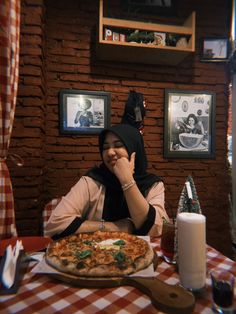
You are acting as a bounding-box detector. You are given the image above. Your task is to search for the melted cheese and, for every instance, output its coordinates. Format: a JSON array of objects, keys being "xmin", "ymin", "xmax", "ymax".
[{"xmin": 96, "ymin": 239, "xmax": 122, "ymax": 251}]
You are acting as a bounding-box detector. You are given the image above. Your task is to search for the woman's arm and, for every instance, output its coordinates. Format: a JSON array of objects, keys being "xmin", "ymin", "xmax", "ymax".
[
  {"xmin": 111, "ymin": 153, "xmax": 149, "ymax": 229},
  {"xmin": 74, "ymin": 111, "xmax": 81, "ymax": 124},
  {"xmin": 45, "ymin": 170, "xmax": 166, "ymax": 238},
  {"xmin": 77, "ymin": 218, "xmax": 134, "ymax": 234},
  {"xmin": 45, "ymin": 176, "xmax": 135, "ymax": 238},
  {"xmin": 45, "ymin": 177, "xmax": 97, "ymax": 237},
  {"xmin": 144, "ymin": 182, "xmax": 168, "ymax": 236},
  {"xmin": 124, "ymin": 181, "xmax": 167, "ymax": 236},
  {"xmin": 112, "ymin": 153, "xmax": 168, "ymax": 235},
  {"xmin": 197, "ymin": 120, "xmax": 205, "ymax": 134}
]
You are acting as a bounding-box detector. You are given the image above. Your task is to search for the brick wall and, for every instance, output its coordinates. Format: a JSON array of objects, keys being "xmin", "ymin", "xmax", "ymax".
[
  {"xmin": 8, "ymin": 0, "xmax": 233, "ymax": 258},
  {"xmin": 8, "ymin": 0, "xmax": 46, "ymax": 235}
]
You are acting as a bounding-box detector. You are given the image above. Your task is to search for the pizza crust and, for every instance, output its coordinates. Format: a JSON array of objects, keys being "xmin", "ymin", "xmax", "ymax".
[{"xmin": 45, "ymin": 231, "xmax": 154, "ymax": 277}]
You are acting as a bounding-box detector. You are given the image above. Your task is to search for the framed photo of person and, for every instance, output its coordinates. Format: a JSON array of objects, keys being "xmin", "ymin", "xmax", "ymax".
[
  {"xmin": 59, "ymin": 89, "xmax": 111, "ymax": 135},
  {"xmin": 201, "ymin": 38, "xmax": 229, "ymax": 62},
  {"xmin": 164, "ymin": 89, "xmax": 216, "ymax": 159}
]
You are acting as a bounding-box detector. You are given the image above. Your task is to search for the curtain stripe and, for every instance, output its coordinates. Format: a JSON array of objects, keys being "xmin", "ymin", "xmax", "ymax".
[{"xmin": 0, "ymin": 0, "xmax": 21, "ymax": 239}]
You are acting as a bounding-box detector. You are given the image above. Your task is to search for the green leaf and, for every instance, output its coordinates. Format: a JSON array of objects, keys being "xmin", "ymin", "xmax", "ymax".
[
  {"xmin": 114, "ymin": 251, "xmax": 126, "ymax": 263},
  {"xmin": 75, "ymin": 250, "xmax": 92, "ymax": 259},
  {"xmin": 113, "ymin": 240, "xmax": 126, "ymax": 246}
]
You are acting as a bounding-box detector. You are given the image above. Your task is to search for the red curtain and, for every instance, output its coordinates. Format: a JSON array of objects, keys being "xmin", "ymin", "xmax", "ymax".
[{"xmin": 0, "ymin": 0, "xmax": 21, "ymax": 239}]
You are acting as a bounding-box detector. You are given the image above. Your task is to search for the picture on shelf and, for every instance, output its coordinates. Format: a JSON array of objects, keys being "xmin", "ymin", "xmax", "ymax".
[{"xmin": 154, "ymin": 32, "xmax": 166, "ymax": 46}]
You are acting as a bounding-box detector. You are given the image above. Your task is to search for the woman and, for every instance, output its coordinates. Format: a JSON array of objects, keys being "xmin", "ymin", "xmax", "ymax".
[
  {"xmin": 172, "ymin": 113, "xmax": 204, "ymax": 149},
  {"xmin": 185, "ymin": 113, "xmax": 204, "ymax": 135},
  {"xmin": 45, "ymin": 124, "xmax": 168, "ymax": 239},
  {"xmin": 74, "ymin": 98, "xmax": 93, "ymax": 127}
]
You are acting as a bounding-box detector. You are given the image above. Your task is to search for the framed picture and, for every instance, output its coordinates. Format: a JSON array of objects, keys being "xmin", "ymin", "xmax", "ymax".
[
  {"xmin": 164, "ymin": 89, "xmax": 216, "ymax": 159},
  {"xmin": 59, "ymin": 89, "xmax": 111, "ymax": 135},
  {"xmin": 201, "ymin": 38, "xmax": 229, "ymax": 62},
  {"xmin": 121, "ymin": 0, "xmax": 177, "ymax": 15}
]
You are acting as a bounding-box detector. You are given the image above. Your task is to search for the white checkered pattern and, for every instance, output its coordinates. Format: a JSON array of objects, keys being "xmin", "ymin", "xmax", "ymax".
[{"xmin": 0, "ymin": 0, "xmax": 20, "ymax": 239}]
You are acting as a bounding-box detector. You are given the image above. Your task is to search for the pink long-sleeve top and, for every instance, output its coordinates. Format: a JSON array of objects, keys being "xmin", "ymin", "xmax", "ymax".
[{"xmin": 45, "ymin": 176, "xmax": 168, "ymax": 238}]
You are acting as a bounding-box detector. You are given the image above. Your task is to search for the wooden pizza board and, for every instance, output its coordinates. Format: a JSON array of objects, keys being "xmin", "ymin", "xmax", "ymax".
[{"xmin": 48, "ymin": 253, "xmax": 195, "ymax": 314}]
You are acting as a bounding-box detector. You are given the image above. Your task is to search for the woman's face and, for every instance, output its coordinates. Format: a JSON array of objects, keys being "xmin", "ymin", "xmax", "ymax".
[
  {"xmin": 102, "ymin": 132, "xmax": 129, "ymax": 173},
  {"xmin": 80, "ymin": 103, "xmax": 89, "ymax": 111},
  {"xmin": 188, "ymin": 117, "xmax": 195, "ymax": 127}
]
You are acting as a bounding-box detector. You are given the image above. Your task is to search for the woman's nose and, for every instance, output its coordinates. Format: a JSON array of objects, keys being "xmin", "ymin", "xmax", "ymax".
[{"xmin": 107, "ymin": 147, "xmax": 116, "ymax": 156}]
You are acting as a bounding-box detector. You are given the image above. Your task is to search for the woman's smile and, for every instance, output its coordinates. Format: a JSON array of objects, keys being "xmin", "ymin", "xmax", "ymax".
[{"xmin": 108, "ymin": 158, "xmax": 118, "ymax": 166}]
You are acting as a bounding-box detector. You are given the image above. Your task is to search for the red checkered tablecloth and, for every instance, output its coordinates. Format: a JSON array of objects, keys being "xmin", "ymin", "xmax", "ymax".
[{"xmin": 0, "ymin": 239, "xmax": 235, "ymax": 314}]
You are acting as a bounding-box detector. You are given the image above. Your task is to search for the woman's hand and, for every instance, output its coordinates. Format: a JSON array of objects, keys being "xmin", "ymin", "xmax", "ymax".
[
  {"xmin": 112, "ymin": 219, "xmax": 135, "ymax": 233},
  {"xmin": 77, "ymin": 219, "xmax": 135, "ymax": 234},
  {"xmin": 185, "ymin": 124, "xmax": 194, "ymax": 131},
  {"xmin": 113, "ymin": 152, "xmax": 136, "ymax": 185}
]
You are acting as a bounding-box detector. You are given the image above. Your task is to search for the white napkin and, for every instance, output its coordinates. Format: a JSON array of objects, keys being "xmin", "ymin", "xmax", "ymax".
[{"xmin": 1, "ymin": 240, "xmax": 24, "ymax": 289}]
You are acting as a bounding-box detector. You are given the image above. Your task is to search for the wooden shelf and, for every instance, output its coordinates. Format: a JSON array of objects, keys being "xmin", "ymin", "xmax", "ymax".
[{"xmin": 96, "ymin": 0, "xmax": 196, "ymax": 65}]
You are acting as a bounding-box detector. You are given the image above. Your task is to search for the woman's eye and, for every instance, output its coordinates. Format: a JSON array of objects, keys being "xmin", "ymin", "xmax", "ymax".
[
  {"xmin": 114, "ymin": 142, "xmax": 124, "ymax": 148},
  {"xmin": 103, "ymin": 141, "xmax": 124, "ymax": 150}
]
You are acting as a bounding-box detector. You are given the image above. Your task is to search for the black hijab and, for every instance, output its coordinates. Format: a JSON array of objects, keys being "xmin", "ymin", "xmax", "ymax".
[{"xmin": 86, "ymin": 124, "xmax": 162, "ymax": 221}]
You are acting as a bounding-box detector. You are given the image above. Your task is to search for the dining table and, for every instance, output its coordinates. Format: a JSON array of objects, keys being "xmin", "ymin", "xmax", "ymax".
[{"xmin": 0, "ymin": 236, "xmax": 235, "ymax": 314}]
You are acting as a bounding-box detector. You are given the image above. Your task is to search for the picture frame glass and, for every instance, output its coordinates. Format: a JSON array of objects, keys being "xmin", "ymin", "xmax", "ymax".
[
  {"xmin": 164, "ymin": 90, "xmax": 215, "ymax": 158},
  {"xmin": 202, "ymin": 38, "xmax": 229, "ymax": 61},
  {"xmin": 59, "ymin": 90, "xmax": 110, "ymax": 135}
]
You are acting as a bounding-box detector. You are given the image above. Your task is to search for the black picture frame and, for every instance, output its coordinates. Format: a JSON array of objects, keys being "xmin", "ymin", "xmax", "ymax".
[
  {"xmin": 201, "ymin": 37, "xmax": 229, "ymax": 62},
  {"xmin": 164, "ymin": 89, "xmax": 216, "ymax": 159},
  {"xmin": 121, "ymin": 0, "xmax": 178, "ymax": 15},
  {"xmin": 59, "ymin": 89, "xmax": 111, "ymax": 135}
]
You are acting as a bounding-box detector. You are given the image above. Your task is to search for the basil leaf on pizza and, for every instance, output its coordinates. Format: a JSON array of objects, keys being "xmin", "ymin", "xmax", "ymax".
[
  {"xmin": 76, "ymin": 250, "xmax": 92, "ymax": 259},
  {"xmin": 113, "ymin": 240, "xmax": 126, "ymax": 246}
]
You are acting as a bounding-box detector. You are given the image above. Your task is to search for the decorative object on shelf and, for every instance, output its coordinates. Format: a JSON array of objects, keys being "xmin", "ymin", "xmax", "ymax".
[
  {"xmin": 154, "ymin": 32, "xmax": 166, "ymax": 46},
  {"xmin": 104, "ymin": 28, "xmax": 127, "ymax": 42},
  {"xmin": 59, "ymin": 89, "xmax": 110, "ymax": 135},
  {"xmin": 165, "ymin": 34, "xmax": 190, "ymax": 47},
  {"xmin": 112, "ymin": 32, "xmax": 120, "ymax": 41},
  {"xmin": 165, "ymin": 33, "xmax": 179, "ymax": 46},
  {"xmin": 126, "ymin": 29, "xmax": 154, "ymax": 44},
  {"xmin": 164, "ymin": 89, "xmax": 216, "ymax": 159},
  {"xmin": 176, "ymin": 36, "xmax": 189, "ymax": 48},
  {"xmin": 121, "ymin": 90, "xmax": 146, "ymax": 134},
  {"xmin": 201, "ymin": 37, "xmax": 230, "ymax": 62},
  {"xmin": 104, "ymin": 28, "xmax": 113, "ymax": 40}
]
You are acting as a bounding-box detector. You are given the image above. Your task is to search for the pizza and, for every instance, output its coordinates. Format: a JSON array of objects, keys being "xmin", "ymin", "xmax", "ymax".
[{"xmin": 45, "ymin": 231, "xmax": 154, "ymax": 277}]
